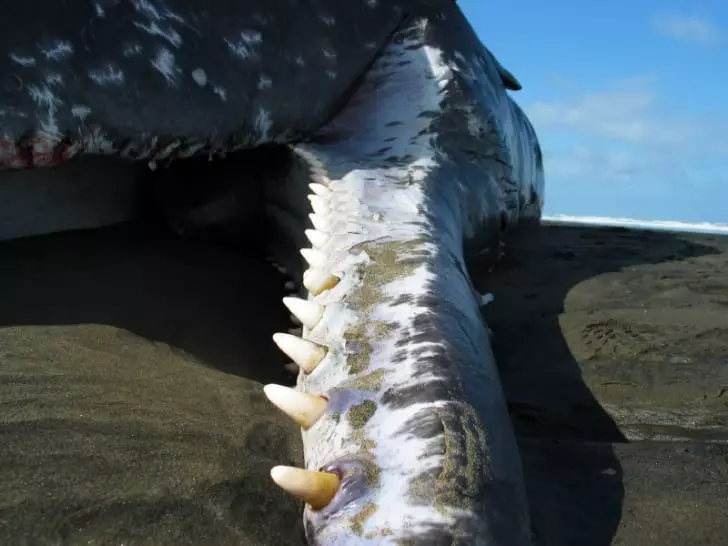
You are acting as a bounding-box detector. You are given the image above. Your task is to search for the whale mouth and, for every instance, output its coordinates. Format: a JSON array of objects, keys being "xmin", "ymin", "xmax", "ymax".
[{"xmin": 0, "ymin": 3, "xmax": 544, "ymax": 545}]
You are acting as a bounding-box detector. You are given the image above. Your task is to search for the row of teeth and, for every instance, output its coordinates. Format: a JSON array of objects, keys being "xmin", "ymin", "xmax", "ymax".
[{"xmin": 264, "ymin": 178, "xmax": 346, "ymax": 512}]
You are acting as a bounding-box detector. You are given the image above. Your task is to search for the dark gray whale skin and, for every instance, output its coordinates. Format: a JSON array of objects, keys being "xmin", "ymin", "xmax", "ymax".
[
  {"xmin": 0, "ymin": 1, "xmax": 545, "ymax": 545},
  {"xmin": 0, "ymin": 0, "xmax": 434, "ymax": 167}
]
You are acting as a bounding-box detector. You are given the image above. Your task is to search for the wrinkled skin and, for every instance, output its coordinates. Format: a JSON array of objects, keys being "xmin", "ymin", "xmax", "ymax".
[{"xmin": 0, "ymin": 1, "xmax": 544, "ymax": 544}]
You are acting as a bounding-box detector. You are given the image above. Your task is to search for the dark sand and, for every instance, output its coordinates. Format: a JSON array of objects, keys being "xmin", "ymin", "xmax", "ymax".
[
  {"xmin": 0, "ymin": 224, "xmax": 305, "ymax": 546},
  {"xmin": 478, "ymin": 222, "xmax": 728, "ymax": 546},
  {"xmin": 1, "ymin": 220, "xmax": 727, "ymax": 545}
]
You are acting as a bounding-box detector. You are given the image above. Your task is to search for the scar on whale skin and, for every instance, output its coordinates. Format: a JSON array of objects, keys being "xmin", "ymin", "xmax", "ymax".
[{"xmin": 0, "ymin": 0, "xmax": 544, "ymax": 544}]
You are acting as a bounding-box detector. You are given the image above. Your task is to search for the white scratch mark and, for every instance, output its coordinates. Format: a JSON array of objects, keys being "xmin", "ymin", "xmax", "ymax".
[
  {"xmin": 163, "ymin": 10, "xmax": 185, "ymax": 24},
  {"xmin": 88, "ymin": 65, "xmax": 125, "ymax": 86},
  {"xmin": 133, "ymin": 22, "xmax": 182, "ymax": 48},
  {"xmin": 213, "ymin": 86, "xmax": 227, "ymax": 101},
  {"xmin": 94, "ymin": 2, "xmax": 105, "ymax": 17},
  {"xmin": 255, "ymin": 108, "xmax": 272, "ymax": 142},
  {"xmin": 9, "ymin": 54, "xmax": 36, "ymax": 66},
  {"xmin": 225, "ymin": 30, "xmax": 263, "ymax": 59},
  {"xmin": 123, "ymin": 44, "xmax": 143, "ymax": 57},
  {"xmin": 322, "ymin": 47, "xmax": 337, "ymax": 61},
  {"xmin": 319, "ymin": 14, "xmax": 336, "ymax": 26},
  {"xmin": 45, "ymin": 73, "xmax": 63, "ymax": 86},
  {"xmin": 39, "ymin": 40, "xmax": 74, "ymax": 61},
  {"xmin": 131, "ymin": 0, "xmax": 161, "ymax": 20},
  {"xmin": 71, "ymin": 105, "xmax": 92, "ymax": 120},
  {"xmin": 150, "ymin": 47, "xmax": 181, "ymax": 85},
  {"xmin": 326, "ymin": 70, "xmax": 337, "ymax": 80},
  {"xmin": 294, "ymin": 55, "xmax": 306, "ymax": 67},
  {"xmin": 28, "ymin": 85, "xmax": 59, "ymax": 108},
  {"xmin": 27, "ymin": 84, "xmax": 62, "ymax": 136}
]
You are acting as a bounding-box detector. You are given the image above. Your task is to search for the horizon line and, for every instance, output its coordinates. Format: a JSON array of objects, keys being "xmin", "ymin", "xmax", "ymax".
[{"xmin": 543, "ymin": 214, "xmax": 728, "ymax": 235}]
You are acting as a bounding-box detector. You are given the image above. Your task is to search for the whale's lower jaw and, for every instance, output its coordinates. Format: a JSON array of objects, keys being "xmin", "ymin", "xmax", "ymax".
[
  {"xmin": 257, "ymin": 15, "xmax": 541, "ymax": 544},
  {"xmin": 0, "ymin": 8, "xmax": 544, "ymax": 546}
]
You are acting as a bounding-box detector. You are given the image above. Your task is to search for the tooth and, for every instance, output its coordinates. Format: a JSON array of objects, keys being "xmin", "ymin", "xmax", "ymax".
[
  {"xmin": 300, "ymin": 248, "xmax": 326, "ymax": 268},
  {"xmin": 303, "ymin": 269, "xmax": 340, "ymax": 296},
  {"xmin": 305, "ymin": 229, "xmax": 329, "ymax": 248},
  {"xmin": 308, "ymin": 195, "xmax": 329, "ymax": 215},
  {"xmin": 309, "ymin": 183, "xmax": 331, "ymax": 197},
  {"xmin": 309, "ymin": 213, "xmax": 329, "ymax": 231},
  {"xmin": 270, "ymin": 465, "xmax": 339, "ymax": 510},
  {"xmin": 263, "ymin": 384, "xmax": 328, "ymax": 429},
  {"xmin": 272, "ymin": 333, "xmax": 326, "ymax": 373},
  {"xmin": 282, "ymin": 297, "xmax": 324, "ymax": 329}
]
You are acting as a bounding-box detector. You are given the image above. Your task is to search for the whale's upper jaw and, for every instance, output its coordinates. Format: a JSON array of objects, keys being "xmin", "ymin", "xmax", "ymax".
[
  {"xmin": 0, "ymin": 1, "xmax": 544, "ymax": 544},
  {"xmin": 0, "ymin": 0, "xmax": 411, "ymax": 169}
]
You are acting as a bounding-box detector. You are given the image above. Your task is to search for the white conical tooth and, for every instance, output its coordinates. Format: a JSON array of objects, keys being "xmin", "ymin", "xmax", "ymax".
[
  {"xmin": 305, "ymin": 229, "xmax": 329, "ymax": 248},
  {"xmin": 263, "ymin": 384, "xmax": 328, "ymax": 429},
  {"xmin": 282, "ymin": 297, "xmax": 324, "ymax": 329},
  {"xmin": 272, "ymin": 333, "xmax": 326, "ymax": 373},
  {"xmin": 308, "ymin": 195, "xmax": 329, "ymax": 215},
  {"xmin": 270, "ymin": 465, "xmax": 339, "ymax": 510},
  {"xmin": 303, "ymin": 269, "xmax": 340, "ymax": 296},
  {"xmin": 309, "ymin": 213, "xmax": 329, "ymax": 231},
  {"xmin": 309, "ymin": 183, "xmax": 331, "ymax": 197},
  {"xmin": 300, "ymin": 248, "xmax": 327, "ymax": 268}
]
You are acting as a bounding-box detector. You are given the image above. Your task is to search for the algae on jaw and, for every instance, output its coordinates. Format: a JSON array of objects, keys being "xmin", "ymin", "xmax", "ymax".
[
  {"xmin": 350, "ymin": 501, "xmax": 378, "ymax": 536},
  {"xmin": 342, "ymin": 320, "xmax": 396, "ymax": 375},
  {"xmin": 346, "ymin": 239, "xmax": 430, "ymax": 315},
  {"xmin": 338, "ymin": 368, "xmax": 388, "ymax": 392},
  {"xmin": 342, "ymin": 239, "xmax": 430, "ymax": 375},
  {"xmin": 347, "ymin": 399, "xmax": 377, "ymax": 430},
  {"xmin": 435, "ymin": 402, "xmax": 488, "ymax": 511},
  {"xmin": 406, "ymin": 402, "xmax": 489, "ymax": 516}
]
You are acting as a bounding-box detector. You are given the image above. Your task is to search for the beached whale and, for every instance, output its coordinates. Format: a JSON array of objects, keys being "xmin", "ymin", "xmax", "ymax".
[{"xmin": 0, "ymin": 1, "xmax": 545, "ymax": 543}]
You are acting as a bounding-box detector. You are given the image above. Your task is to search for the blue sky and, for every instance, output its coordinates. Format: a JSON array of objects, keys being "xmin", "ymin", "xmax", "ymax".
[{"xmin": 460, "ymin": 0, "xmax": 727, "ymax": 224}]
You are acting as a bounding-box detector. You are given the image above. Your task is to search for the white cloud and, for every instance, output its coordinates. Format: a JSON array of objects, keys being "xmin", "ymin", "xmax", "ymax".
[
  {"xmin": 527, "ymin": 79, "xmax": 709, "ymax": 150},
  {"xmin": 651, "ymin": 12, "xmax": 723, "ymax": 47},
  {"xmin": 543, "ymin": 145, "xmax": 651, "ymax": 184},
  {"xmin": 523, "ymin": 76, "xmax": 728, "ymax": 187}
]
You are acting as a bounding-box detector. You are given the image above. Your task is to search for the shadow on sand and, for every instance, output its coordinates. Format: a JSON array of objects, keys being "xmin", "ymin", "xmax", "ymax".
[
  {"xmin": 0, "ymin": 221, "xmax": 306, "ymax": 546},
  {"xmin": 473, "ymin": 222, "xmax": 721, "ymax": 546},
  {"xmin": 0, "ymin": 221, "xmax": 296, "ymax": 386}
]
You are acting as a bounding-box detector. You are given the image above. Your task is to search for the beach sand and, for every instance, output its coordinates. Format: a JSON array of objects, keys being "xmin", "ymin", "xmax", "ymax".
[
  {"xmin": 479, "ymin": 222, "xmax": 728, "ymax": 546},
  {"xmin": 1, "ymin": 220, "xmax": 726, "ymax": 545},
  {"xmin": 0, "ymin": 224, "xmax": 305, "ymax": 546}
]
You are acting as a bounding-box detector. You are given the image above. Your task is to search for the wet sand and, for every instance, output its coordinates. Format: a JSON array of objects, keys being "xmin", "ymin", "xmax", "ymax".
[{"xmin": 1, "ymin": 220, "xmax": 727, "ymax": 545}]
